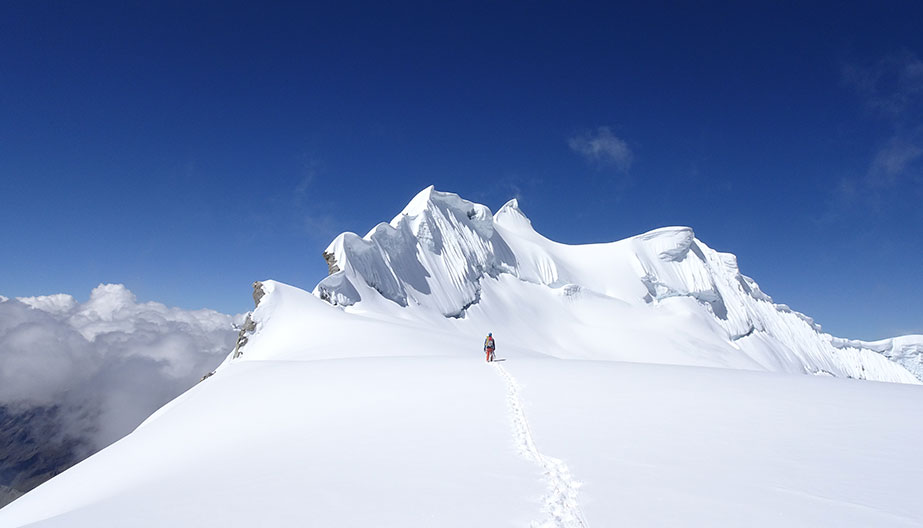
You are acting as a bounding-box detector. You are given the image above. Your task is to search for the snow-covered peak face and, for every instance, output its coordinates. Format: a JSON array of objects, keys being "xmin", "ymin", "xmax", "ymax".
[
  {"xmin": 389, "ymin": 186, "xmax": 496, "ymax": 240},
  {"xmin": 391, "ymin": 185, "xmax": 437, "ymax": 220},
  {"xmin": 317, "ymin": 187, "xmax": 517, "ymax": 315},
  {"xmin": 313, "ymin": 188, "xmax": 783, "ymax": 323},
  {"xmin": 316, "ymin": 188, "xmax": 754, "ymax": 325},
  {"xmin": 305, "ymin": 187, "xmax": 919, "ymax": 384},
  {"xmin": 494, "ymin": 198, "xmax": 535, "ymax": 234},
  {"xmin": 633, "ymin": 226, "xmax": 697, "ymax": 262}
]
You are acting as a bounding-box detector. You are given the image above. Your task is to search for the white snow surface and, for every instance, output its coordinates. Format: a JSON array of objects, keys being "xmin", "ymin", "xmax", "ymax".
[{"xmin": 3, "ymin": 187, "xmax": 922, "ymax": 527}]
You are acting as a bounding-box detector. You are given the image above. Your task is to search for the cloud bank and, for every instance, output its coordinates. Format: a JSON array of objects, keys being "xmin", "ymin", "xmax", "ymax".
[
  {"xmin": 568, "ymin": 126, "xmax": 633, "ymax": 172},
  {"xmin": 0, "ymin": 284, "xmax": 240, "ymax": 449}
]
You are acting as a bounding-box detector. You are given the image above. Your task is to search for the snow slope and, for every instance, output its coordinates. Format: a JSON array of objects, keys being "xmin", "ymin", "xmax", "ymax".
[
  {"xmin": 2, "ymin": 187, "xmax": 922, "ymax": 527},
  {"xmin": 3, "ymin": 353, "xmax": 922, "ymax": 526}
]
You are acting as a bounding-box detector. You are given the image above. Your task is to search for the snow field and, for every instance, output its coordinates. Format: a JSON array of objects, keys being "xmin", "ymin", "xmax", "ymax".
[
  {"xmin": 5, "ymin": 356, "xmax": 922, "ymax": 527},
  {"xmin": 508, "ymin": 359, "xmax": 923, "ymax": 527},
  {"xmin": 0, "ymin": 358, "xmax": 546, "ymax": 527}
]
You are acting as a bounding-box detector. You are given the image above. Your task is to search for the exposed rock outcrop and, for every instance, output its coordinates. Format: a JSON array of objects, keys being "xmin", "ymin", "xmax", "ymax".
[
  {"xmin": 323, "ymin": 251, "xmax": 340, "ymax": 275},
  {"xmin": 232, "ymin": 282, "xmax": 265, "ymax": 359},
  {"xmin": 252, "ymin": 281, "xmax": 266, "ymax": 307}
]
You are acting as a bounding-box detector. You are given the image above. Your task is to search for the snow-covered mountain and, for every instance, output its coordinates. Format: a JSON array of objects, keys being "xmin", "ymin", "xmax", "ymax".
[
  {"xmin": 313, "ymin": 186, "xmax": 920, "ymax": 383},
  {"xmin": 2, "ymin": 187, "xmax": 921, "ymax": 527}
]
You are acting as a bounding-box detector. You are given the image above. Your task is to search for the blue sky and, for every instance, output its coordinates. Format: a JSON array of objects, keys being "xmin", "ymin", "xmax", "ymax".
[{"xmin": 1, "ymin": 2, "xmax": 921, "ymax": 340}]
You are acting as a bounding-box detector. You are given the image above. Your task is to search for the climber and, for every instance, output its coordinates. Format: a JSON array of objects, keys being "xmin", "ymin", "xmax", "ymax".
[{"xmin": 484, "ymin": 332, "xmax": 496, "ymax": 362}]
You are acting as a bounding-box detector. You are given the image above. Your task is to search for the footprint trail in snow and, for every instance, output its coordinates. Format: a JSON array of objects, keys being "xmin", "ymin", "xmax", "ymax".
[{"xmin": 494, "ymin": 363, "xmax": 590, "ymax": 528}]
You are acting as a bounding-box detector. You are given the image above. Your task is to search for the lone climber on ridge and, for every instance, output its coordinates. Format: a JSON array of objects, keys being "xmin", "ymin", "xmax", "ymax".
[{"xmin": 484, "ymin": 332, "xmax": 496, "ymax": 362}]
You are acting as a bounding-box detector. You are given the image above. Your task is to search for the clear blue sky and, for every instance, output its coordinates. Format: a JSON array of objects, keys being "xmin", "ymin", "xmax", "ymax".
[{"xmin": 1, "ymin": 2, "xmax": 921, "ymax": 340}]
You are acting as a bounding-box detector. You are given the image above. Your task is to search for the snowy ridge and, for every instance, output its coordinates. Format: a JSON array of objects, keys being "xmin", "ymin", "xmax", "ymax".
[{"xmin": 309, "ymin": 187, "xmax": 919, "ymax": 384}]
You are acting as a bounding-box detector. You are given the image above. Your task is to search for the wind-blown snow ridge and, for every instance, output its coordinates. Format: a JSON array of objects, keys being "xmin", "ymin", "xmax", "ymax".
[
  {"xmin": 307, "ymin": 186, "xmax": 919, "ymax": 384},
  {"xmin": 495, "ymin": 363, "xmax": 589, "ymax": 528}
]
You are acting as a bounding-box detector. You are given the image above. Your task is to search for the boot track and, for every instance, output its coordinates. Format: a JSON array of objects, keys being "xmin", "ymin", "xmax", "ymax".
[{"xmin": 494, "ymin": 363, "xmax": 590, "ymax": 528}]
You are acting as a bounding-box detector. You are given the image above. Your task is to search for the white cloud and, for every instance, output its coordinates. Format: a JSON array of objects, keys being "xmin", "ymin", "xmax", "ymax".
[
  {"xmin": 15, "ymin": 293, "xmax": 77, "ymax": 315},
  {"xmin": 0, "ymin": 284, "xmax": 241, "ymax": 449},
  {"xmin": 568, "ymin": 126, "xmax": 633, "ymax": 172}
]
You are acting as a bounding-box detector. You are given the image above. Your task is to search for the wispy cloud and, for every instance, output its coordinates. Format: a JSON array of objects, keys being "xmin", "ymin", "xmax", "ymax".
[
  {"xmin": 868, "ymin": 134, "xmax": 923, "ymax": 188},
  {"xmin": 842, "ymin": 51, "xmax": 923, "ymax": 118},
  {"xmin": 293, "ymin": 154, "xmax": 321, "ymax": 207},
  {"xmin": 290, "ymin": 157, "xmax": 343, "ymax": 244},
  {"xmin": 568, "ymin": 126, "xmax": 633, "ymax": 172}
]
